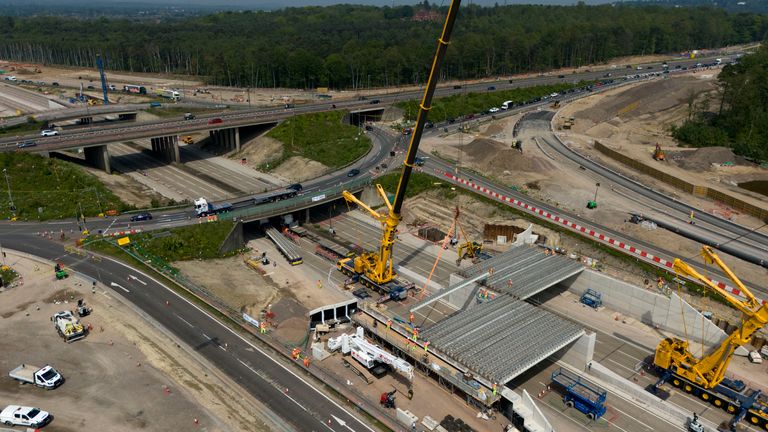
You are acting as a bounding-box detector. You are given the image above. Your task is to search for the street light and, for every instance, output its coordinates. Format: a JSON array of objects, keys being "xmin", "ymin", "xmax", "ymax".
[
  {"xmin": 2, "ymin": 168, "xmax": 15, "ymax": 218},
  {"xmin": 593, "ymin": 182, "xmax": 600, "ymax": 202}
]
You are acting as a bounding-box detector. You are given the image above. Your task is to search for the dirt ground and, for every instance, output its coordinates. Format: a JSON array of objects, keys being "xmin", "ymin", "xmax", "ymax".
[
  {"xmin": 0, "ymin": 251, "xmax": 274, "ymax": 432},
  {"xmin": 230, "ymin": 135, "xmax": 330, "ymax": 183}
]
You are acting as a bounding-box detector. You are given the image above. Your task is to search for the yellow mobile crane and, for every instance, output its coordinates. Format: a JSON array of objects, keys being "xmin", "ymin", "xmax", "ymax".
[
  {"xmin": 452, "ymin": 207, "xmax": 483, "ymax": 265},
  {"xmin": 337, "ymin": 0, "xmax": 461, "ymax": 290},
  {"xmin": 653, "ymin": 245, "xmax": 768, "ymax": 428}
]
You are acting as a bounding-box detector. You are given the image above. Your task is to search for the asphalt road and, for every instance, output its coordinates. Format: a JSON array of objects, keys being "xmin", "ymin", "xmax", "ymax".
[{"xmin": 2, "ymin": 233, "xmax": 376, "ymax": 432}]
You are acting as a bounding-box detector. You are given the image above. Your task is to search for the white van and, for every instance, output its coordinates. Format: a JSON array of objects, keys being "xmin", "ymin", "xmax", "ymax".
[{"xmin": 501, "ymin": 100, "xmax": 514, "ymax": 110}]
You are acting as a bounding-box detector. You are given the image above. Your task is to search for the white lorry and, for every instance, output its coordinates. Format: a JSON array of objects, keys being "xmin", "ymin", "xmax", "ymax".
[
  {"xmin": 9, "ymin": 364, "xmax": 64, "ymax": 389},
  {"xmin": 52, "ymin": 310, "xmax": 86, "ymax": 342},
  {"xmin": 0, "ymin": 405, "xmax": 51, "ymax": 428}
]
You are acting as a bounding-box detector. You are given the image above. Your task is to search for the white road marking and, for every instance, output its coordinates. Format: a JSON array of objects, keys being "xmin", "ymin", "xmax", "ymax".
[
  {"xmin": 128, "ymin": 274, "xmax": 147, "ymax": 285},
  {"xmin": 606, "ymin": 358, "xmax": 640, "ymax": 375},
  {"xmin": 174, "ymin": 314, "xmax": 194, "ymax": 328},
  {"xmin": 110, "ymin": 282, "xmax": 129, "ymax": 293},
  {"xmin": 202, "ymin": 333, "xmax": 212, "ymax": 340},
  {"xmin": 609, "ymin": 405, "xmax": 654, "ymax": 430},
  {"xmin": 97, "ymin": 253, "xmax": 377, "ymax": 432},
  {"xmin": 219, "ymin": 345, "xmax": 227, "ymax": 351}
]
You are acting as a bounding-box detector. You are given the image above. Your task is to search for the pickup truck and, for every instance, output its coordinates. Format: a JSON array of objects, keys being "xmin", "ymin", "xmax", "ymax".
[
  {"xmin": 9, "ymin": 364, "xmax": 64, "ymax": 389},
  {"xmin": 0, "ymin": 405, "xmax": 51, "ymax": 427}
]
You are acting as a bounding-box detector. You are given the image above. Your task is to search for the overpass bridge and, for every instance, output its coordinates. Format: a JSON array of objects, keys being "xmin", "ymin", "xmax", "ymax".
[{"xmin": 1, "ymin": 102, "xmax": 388, "ymax": 173}]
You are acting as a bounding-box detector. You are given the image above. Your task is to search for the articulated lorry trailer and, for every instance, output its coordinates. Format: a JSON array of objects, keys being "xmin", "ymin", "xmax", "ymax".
[{"xmin": 194, "ymin": 198, "xmax": 233, "ymax": 217}]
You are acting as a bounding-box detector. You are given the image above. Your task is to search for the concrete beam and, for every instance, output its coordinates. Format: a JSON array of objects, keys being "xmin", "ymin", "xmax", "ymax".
[
  {"xmin": 410, "ymin": 271, "xmax": 490, "ymax": 313},
  {"xmin": 150, "ymin": 135, "xmax": 180, "ymax": 163},
  {"xmin": 83, "ymin": 145, "xmax": 111, "ymax": 173}
]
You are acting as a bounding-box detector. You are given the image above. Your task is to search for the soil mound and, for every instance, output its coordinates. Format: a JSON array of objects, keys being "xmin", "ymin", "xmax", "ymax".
[
  {"xmin": 463, "ymin": 138, "xmax": 556, "ymax": 173},
  {"xmin": 678, "ymin": 146, "xmax": 748, "ymax": 171}
]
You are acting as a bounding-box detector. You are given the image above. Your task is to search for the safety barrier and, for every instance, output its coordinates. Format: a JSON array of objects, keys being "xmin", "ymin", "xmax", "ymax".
[{"xmin": 438, "ymin": 170, "xmax": 760, "ymax": 304}]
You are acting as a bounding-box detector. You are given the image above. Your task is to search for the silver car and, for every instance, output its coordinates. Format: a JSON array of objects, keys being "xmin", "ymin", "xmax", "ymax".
[{"xmin": 40, "ymin": 129, "xmax": 58, "ymax": 137}]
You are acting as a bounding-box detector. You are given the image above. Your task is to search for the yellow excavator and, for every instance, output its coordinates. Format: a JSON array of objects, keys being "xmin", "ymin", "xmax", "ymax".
[
  {"xmin": 337, "ymin": 0, "xmax": 461, "ymax": 290},
  {"xmin": 451, "ymin": 206, "xmax": 483, "ymax": 265},
  {"xmin": 653, "ymin": 245, "xmax": 768, "ymax": 428}
]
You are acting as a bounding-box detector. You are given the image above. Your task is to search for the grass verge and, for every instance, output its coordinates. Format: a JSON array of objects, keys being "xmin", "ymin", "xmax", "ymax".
[
  {"xmin": 0, "ymin": 152, "xmax": 130, "ymax": 220},
  {"xmin": 265, "ymin": 111, "xmax": 371, "ymax": 170},
  {"xmin": 118, "ymin": 220, "xmax": 236, "ymax": 263},
  {"xmin": 0, "ymin": 117, "xmax": 45, "ymax": 138},
  {"xmin": 397, "ymin": 81, "xmax": 589, "ymax": 122}
]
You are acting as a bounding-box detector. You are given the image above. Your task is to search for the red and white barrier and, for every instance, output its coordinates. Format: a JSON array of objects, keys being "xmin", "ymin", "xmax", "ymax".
[{"xmin": 440, "ymin": 170, "xmax": 756, "ymax": 303}]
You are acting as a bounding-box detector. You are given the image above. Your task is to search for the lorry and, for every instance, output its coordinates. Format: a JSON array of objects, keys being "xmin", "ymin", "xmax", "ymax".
[
  {"xmin": 9, "ymin": 364, "xmax": 64, "ymax": 389},
  {"xmin": 194, "ymin": 197, "xmax": 233, "ymax": 217},
  {"xmin": 0, "ymin": 405, "xmax": 51, "ymax": 428},
  {"xmin": 52, "ymin": 310, "xmax": 86, "ymax": 342},
  {"xmin": 156, "ymin": 89, "xmax": 180, "ymax": 100}
]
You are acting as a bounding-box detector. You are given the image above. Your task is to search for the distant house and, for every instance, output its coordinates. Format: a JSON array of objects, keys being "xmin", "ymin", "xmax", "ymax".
[{"xmin": 411, "ymin": 10, "xmax": 441, "ymax": 22}]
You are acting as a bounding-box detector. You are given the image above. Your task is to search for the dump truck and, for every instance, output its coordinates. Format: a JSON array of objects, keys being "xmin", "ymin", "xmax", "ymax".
[
  {"xmin": 52, "ymin": 311, "xmax": 86, "ymax": 342},
  {"xmin": 193, "ymin": 197, "xmax": 233, "ymax": 217},
  {"xmin": 9, "ymin": 364, "xmax": 63, "ymax": 389}
]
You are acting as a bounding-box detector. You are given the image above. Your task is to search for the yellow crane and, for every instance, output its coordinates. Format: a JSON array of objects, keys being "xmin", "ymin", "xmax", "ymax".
[
  {"xmin": 451, "ymin": 206, "xmax": 483, "ymax": 265},
  {"xmin": 337, "ymin": 0, "xmax": 461, "ymax": 287},
  {"xmin": 653, "ymin": 246, "xmax": 768, "ymax": 427}
]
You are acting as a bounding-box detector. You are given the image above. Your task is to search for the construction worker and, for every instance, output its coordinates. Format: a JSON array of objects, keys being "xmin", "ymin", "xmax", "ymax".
[
  {"xmin": 493, "ymin": 383, "xmax": 498, "ymax": 396},
  {"xmin": 386, "ymin": 319, "xmax": 392, "ymax": 330},
  {"xmin": 409, "ymin": 312, "xmax": 414, "ymax": 325},
  {"xmin": 689, "ymin": 211, "xmax": 695, "ymax": 225},
  {"xmin": 424, "ymin": 341, "xmax": 430, "ymax": 353}
]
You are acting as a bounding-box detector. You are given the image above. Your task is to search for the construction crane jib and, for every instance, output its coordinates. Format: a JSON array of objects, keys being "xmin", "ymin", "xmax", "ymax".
[
  {"xmin": 340, "ymin": 0, "xmax": 461, "ymax": 285},
  {"xmin": 654, "ymin": 246, "xmax": 768, "ymax": 389}
]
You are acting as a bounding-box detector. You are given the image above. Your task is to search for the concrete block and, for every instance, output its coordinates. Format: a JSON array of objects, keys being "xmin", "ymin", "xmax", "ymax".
[
  {"xmin": 421, "ymin": 416, "xmax": 438, "ymax": 431},
  {"xmin": 396, "ymin": 408, "xmax": 418, "ymax": 427}
]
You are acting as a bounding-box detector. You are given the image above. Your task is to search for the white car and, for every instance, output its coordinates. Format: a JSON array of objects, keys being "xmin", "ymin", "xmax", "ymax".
[
  {"xmin": 40, "ymin": 129, "xmax": 58, "ymax": 137},
  {"xmin": 4, "ymin": 76, "xmax": 16, "ymax": 81},
  {"xmin": 489, "ymin": 107, "xmax": 500, "ymax": 113},
  {"xmin": 0, "ymin": 405, "xmax": 51, "ymax": 427}
]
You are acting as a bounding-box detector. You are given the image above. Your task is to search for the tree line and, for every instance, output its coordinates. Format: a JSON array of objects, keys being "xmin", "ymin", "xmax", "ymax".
[
  {"xmin": 0, "ymin": 4, "xmax": 766, "ymax": 90},
  {"xmin": 673, "ymin": 44, "xmax": 768, "ymax": 161}
]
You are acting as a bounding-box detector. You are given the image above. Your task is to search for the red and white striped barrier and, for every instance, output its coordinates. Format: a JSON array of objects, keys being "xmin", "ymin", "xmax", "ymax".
[
  {"xmin": 440, "ymin": 171, "xmax": 757, "ymax": 303},
  {"xmin": 106, "ymin": 229, "xmax": 143, "ymax": 237}
]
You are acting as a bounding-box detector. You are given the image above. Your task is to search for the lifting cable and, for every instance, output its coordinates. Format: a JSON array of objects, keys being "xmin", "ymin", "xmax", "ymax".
[{"xmin": 416, "ymin": 218, "xmax": 457, "ymax": 328}]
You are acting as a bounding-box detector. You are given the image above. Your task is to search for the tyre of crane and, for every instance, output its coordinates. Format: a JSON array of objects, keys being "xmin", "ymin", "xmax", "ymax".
[
  {"xmin": 565, "ymin": 400, "xmax": 574, "ymax": 409},
  {"xmin": 587, "ymin": 413, "xmax": 596, "ymax": 420}
]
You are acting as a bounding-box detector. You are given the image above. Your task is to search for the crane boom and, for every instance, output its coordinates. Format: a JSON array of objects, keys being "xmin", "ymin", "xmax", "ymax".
[
  {"xmin": 654, "ymin": 247, "xmax": 768, "ymax": 389},
  {"xmin": 96, "ymin": 54, "xmax": 109, "ymax": 105},
  {"xmin": 339, "ymin": 0, "xmax": 461, "ymax": 286}
]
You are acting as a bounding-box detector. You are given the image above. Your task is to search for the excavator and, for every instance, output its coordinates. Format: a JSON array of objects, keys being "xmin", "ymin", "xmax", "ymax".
[
  {"xmin": 653, "ymin": 143, "xmax": 665, "ymax": 161},
  {"xmin": 337, "ymin": 0, "xmax": 461, "ymax": 291},
  {"xmin": 450, "ymin": 206, "xmax": 483, "ymax": 265},
  {"xmin": 653, "ymin": 245, "xmax": 768, "ymax": 429}
]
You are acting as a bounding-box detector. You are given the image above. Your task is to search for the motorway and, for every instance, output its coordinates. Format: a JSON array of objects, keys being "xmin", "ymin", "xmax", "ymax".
[{"xmin": 2, "ymin": 233, "xmax": 377, "ymax": 432}]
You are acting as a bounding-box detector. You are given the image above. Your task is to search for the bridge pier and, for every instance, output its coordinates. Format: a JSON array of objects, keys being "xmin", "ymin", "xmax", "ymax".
[
  {"xmin": 209, "ymin": 127, "xmax": 240, "ymax": 153},
  {"xmin": 83, "ymin": 145, "xmax": 111, "ymax": 173},
  {"xmin": 150, "ymin": 136, "xmax": 180, "ymax": 163},
  {"xmin": 79, "ymin": 117, "xmax": 93, "ymax": 125}
]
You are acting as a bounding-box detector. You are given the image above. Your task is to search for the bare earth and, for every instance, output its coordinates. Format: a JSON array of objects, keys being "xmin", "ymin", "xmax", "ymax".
[{"xmin": 0, "ymin": 250, "xmax": 274, "ymax": 432}]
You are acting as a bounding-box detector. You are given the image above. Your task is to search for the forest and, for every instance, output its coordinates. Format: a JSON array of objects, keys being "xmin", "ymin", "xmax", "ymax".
[
  {"xmin": 673, "ymin": 44, "xmax": 768, "ymax": 161},
  {"xmin": 0, "ymin": 4, "xmax": 766, "ymax": 89}
]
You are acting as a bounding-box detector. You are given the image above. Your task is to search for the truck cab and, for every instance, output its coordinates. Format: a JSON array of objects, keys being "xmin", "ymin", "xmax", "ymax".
[{"xmin": 9, "ymin": 364, "xmax": 64, "ymax": 389}]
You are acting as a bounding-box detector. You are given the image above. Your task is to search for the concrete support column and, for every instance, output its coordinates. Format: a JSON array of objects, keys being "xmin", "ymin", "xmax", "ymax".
[
  {"xmin": 150, "ymin": 136, "xmax": 180, "ymax": 163},
  {"xmin": 83, "ymin": 145, "xmax": 111, "ymax": 173},
  {"xmin": 305, "ymin": 208, "xmax": 311, "ymax": 224},
  {"xmin": 79, "ymin": 117, "xmax": 92, "ymax": 125},
  {"xmin": 234, "ymin": 127, "xmax": 241, "ymax": 153}
]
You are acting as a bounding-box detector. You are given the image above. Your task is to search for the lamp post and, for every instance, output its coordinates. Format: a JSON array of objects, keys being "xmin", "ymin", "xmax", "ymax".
[
  {"xmin": 2, "ymin": 168, "xmax": 15, "ymax": 218},
  {"xmin": 593, "ymin": 182, "xmax": 600, "ymax": 202}
]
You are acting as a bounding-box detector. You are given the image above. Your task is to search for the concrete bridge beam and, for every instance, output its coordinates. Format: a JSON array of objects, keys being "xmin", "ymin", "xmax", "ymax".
[{"xmin": 83, "ymin": 145, "xmax": 111, "ymax": 173}]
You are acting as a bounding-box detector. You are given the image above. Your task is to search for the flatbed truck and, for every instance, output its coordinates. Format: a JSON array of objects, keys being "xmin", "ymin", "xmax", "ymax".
[{"xmin": 9, "ymin": 364, "xmax": 63, "ymax": 389}]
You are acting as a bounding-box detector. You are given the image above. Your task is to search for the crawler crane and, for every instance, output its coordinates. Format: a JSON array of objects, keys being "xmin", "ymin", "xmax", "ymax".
[
  {"xmin": 653, "ymin": 246, "xmax": 768, "ymax": 429},
  {"xmin": 337, "ymin": 0, "xmax": 461, "ymax": 291}
]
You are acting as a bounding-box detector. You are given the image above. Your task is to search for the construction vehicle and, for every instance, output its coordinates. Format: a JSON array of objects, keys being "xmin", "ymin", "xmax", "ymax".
[
  {"xmin": 653, "ymin": 246, "xmax": 768, "ymax": 429},
  {"xmin": 653, "ymin": 143, "xmax": 665, "ymax": 161},
  {"xmin": 580, "ymin": 289, "xmax": 603, "ymax": 309},
  {"xmin": 688, "ymin": 413, "xmax": 704, "ymax": 432},
  {"xmin": 451, "ymin": 207, "xmax": 485, "ymax": 265},
  {"xmin": 327, "ymin": 326, "xmax": 414, "ymax": 380},
  {"xmin": 75, "ymin": 299, "xmax": 92, "ymax": 317},
  {"xmin": 336, "ymin": 0, "xmax": 460, "ymax": 292},
  {"xmin": 96, "ymin": 54, "xmax": 109, "ymax": 105},
  {"xmin": 182, "ymin": 136, "xmax": 194, "ymax": 145},
  {"xmin": 9, "ymin": 364, "xmax": 64, "ymax": 389},
  {"xmin": 380, "ymin": 389, "xmax": 397, "ymax": 408},
  {"xmin": 54, "ymin": 263, "xmax": 68, "ymax": 280},
  {"xmin": 551, "ymin": 368, "xmax": 607, "ymax": 420},
  {"xmin": 0, "ymin": 405, "xmax": 51, "ymax": 428},
  {"xmin": 51, "ymin": 311, "xmax": 86, "ymax": 342},
  {"xmin": 193, "ymin": 197, "xmax": 233, "ymax": 217}
]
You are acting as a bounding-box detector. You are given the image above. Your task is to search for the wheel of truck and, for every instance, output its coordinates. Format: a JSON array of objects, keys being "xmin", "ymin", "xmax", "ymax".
[
  {"xmin": 565, "ymin": 401, "xmax": 574, "ymax": 409},
  {"xmin": 587, "ymin": 413, "xmax": 596, "ymax": 421},
  {"xmin": 4, "ymin": 421, "xmax": 12, "ymax": 425}
]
